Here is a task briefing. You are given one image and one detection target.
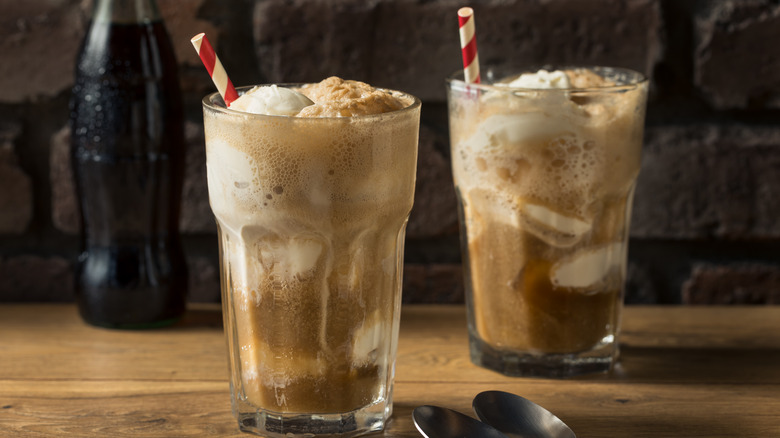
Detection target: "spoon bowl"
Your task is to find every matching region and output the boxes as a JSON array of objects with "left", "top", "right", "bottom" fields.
[
  {"left": 473, "top": 391, "right": 576, "bottom": 438},
  {"left": 413, "top": 405, "right": 508, "bottom": 438}
]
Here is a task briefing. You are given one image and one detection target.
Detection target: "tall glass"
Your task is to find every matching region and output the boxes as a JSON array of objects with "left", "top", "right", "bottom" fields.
[
  {"left": 203, "top": 86, "right": 420, "bottom": 436},
  {"left": 447, "top": 67, "right": 648, "bottom": 377}
]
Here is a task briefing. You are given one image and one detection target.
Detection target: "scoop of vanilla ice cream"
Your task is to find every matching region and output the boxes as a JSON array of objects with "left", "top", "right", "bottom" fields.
[
  {"left": 551, "top": 242, "right": 624, "bottom": 289},
  {"left": 230, "top": 85, "right": 314, "bottom": 116},
  {"left": 504, "top": 69, "right": 572, "bottom": 89},
  {"left": 466, "top": 113, "right": 559, "bottom": 150}
]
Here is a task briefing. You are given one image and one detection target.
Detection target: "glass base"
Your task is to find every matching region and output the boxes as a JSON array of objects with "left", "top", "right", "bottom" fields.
[
  {"left": 233, "top": 398, "right": 389, "bottom": 437},
  {"left": 469, "top": 333, "right": 618, "bottom": 378}
]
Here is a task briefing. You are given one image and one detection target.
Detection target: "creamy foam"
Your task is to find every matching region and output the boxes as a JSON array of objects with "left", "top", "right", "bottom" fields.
[
  {"left": 297, "top": 77, "right": 408, "bottom": 117},
  {"left": 206, "top": 102, "right": 418, "bottom": 236},
  {"left": 453, "top": 69, "right": 643, "bottom": 222}
]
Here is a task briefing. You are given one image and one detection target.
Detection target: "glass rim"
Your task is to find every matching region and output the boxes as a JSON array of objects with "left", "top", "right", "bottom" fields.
[
  {"left": 202, "top": 84, "right": 421, "bottom": 121},
  {"left": 446, "top": 65, "right": 649, "bottom": 93}
]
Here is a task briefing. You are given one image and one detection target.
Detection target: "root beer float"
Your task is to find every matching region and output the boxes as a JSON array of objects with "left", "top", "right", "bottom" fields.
[
  {"left": 448, "top": 67, "right": 648, "bottom": 376},
  {"left": 203, "top": 76, "right": 420, "bottom": 436}
]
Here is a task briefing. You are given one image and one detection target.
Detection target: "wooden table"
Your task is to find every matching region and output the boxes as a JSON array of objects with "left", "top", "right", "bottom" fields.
[{"left": 1, "top": 304, "right": 779, "bottom": 437}]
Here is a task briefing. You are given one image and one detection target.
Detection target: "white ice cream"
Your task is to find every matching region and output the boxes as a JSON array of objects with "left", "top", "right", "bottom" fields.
[
  {"left": 519, "top": 202, "right": 592, "bottom": 248},
  {"left": 504, "top": 69, "right": 572, "bottom": 89},
  {"left": 551, "top": 242, "right": 624, "bottom": 289},
  {"left": 351, "top": 314, "right": 384, "bottom": 365},
  {"left": 464, "top": 113, "right": 560, "bottom": 150},
  {"left": 230, "top": 85, "right": 314, "bottom": 116},
  {"left": 205, "top": 139, "right": 256, "bottom": 231}
]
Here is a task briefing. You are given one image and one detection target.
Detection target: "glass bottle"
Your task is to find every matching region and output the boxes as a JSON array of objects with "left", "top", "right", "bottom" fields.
[{"left": 69, "top": 0, "right": 188, "bottom": 328}]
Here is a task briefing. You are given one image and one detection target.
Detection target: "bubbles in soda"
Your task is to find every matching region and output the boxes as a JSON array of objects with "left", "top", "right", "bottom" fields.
[{"left": 69, "top": 19, "right": 187, "bottom": 328}]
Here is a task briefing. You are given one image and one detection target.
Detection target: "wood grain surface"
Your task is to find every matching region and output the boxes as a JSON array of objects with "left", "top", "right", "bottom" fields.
[{"left": 1, "top": 304, "right": 779, "bottom": 437}]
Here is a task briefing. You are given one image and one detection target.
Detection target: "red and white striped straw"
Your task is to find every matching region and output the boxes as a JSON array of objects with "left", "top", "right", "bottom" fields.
[
  {"left": 458, "top": 7, "right": 481, "bottom": 84},
  {"left": 191, "top": 33, "right": 239, "bottom": 107}
]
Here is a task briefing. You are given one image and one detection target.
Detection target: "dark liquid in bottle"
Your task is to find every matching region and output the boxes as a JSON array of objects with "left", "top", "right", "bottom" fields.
[{"left": 70, "top": 20, "right": 187, "bottom": 328}]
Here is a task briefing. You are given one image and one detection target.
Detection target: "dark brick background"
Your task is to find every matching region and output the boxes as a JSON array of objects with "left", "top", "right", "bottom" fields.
[{"left": 0, "top": 0, "right": 778, "bottom": 305}]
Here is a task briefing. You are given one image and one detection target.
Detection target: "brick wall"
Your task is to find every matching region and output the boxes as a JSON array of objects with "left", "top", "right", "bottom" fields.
[{"left": 1, "top": 0, "right": 778, "bottom": 304}]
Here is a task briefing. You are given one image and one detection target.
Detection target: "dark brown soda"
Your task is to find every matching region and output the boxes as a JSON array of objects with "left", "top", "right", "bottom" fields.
[{"left": 69, "top": 19, "right": 187, "bottom": 328}]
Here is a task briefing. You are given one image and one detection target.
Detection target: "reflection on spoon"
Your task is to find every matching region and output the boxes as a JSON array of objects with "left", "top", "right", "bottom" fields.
[
  {"left": 413, "top": 405, "right": 508, "bottom": 438},
  {"left": 473, "top": 391, "right": 576, "bottom": 438}
]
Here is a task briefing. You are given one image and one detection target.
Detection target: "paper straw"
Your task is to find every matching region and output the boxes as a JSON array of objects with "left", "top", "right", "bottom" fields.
[
  {"left": 191, "top": 33, "right": 239, "bottom": 107},
  {"left": 458, "top": 7, "right": 481, "bottom": 84}
]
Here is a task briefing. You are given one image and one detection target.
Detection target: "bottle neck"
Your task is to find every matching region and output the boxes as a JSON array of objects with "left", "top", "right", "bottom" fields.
[{"left": 92, "top": 0, "right": 161, "bottom": 24}]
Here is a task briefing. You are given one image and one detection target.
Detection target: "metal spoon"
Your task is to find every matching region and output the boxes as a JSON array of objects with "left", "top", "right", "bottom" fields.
[
  {"left": 413, "top": 405, "right": 509, "bottom": 438},
  {"left": 472, "top": 391, "right": 576, "bottom": 438}
]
